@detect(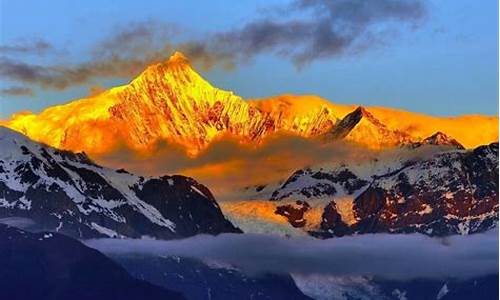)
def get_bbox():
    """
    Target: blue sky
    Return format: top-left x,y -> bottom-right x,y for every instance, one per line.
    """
0,0 -> 498,118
